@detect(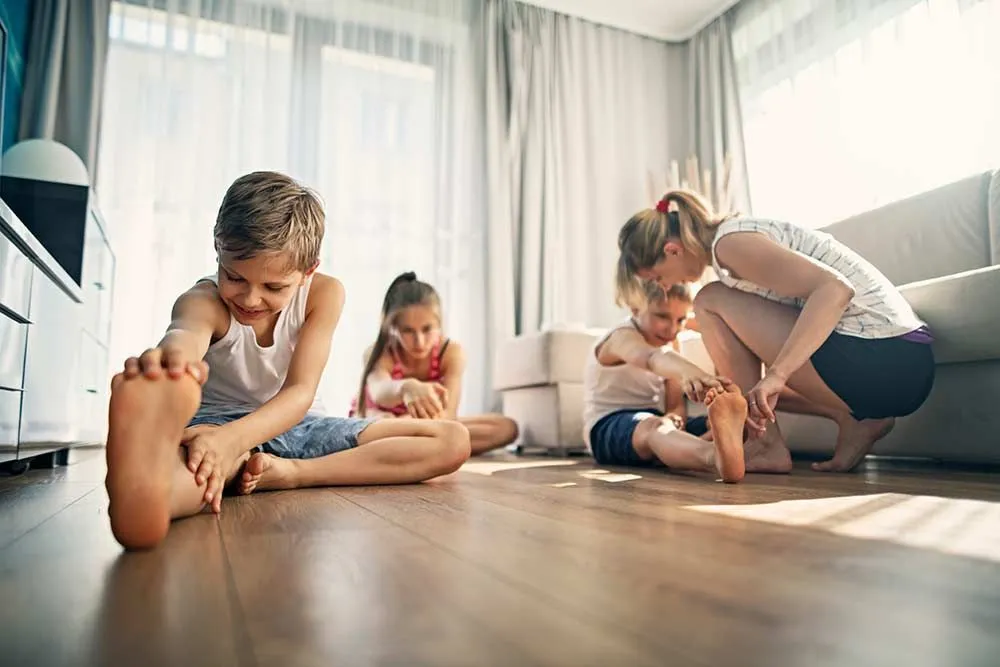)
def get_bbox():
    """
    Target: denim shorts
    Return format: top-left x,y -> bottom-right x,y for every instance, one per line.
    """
588,409 -> 708,467
188,407 -> 375,459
